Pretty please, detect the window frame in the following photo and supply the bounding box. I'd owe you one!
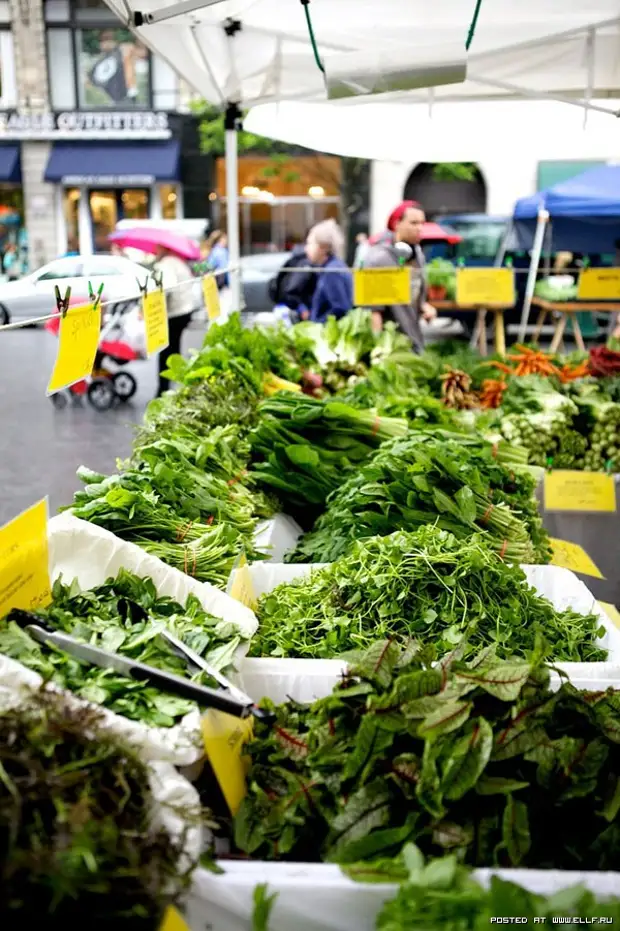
[45,0,154,111]
[0,27,17,109]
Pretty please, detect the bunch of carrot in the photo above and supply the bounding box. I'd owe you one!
[486,346,591,383]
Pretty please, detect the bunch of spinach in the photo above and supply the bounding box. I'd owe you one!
[0,569,246,727]
[290,432,550,564]
[252,528,603,661]
[250,392,407,521]
[236,641,620,870]
[370,846,620,929]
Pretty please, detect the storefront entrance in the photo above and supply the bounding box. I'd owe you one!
[88,189,149,251]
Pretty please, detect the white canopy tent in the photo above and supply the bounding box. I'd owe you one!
[100,0,620,306]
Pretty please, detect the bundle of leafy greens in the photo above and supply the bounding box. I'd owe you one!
[250,392,407,521]
[236,641,618,869]
[0,570,248,726]
[371,846,620,929]
[252,528,603,661]
[289,432,548,564]
[0,688,193,927]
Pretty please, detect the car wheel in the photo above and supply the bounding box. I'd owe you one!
[0,304,10,326]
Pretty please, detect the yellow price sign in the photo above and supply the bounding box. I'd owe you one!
[227,552,258,610]
[599,602,620,630]
[550,538,604,579]
[202,275,221,321]
[159,905,191,931]
[0,499,52,618]
[353,267,410,306]
[544,470,616,513]
[47,303,101,394]
[201,708,253,815]
[577,267,620,301]
[142,289,169,356]
[455,268,515,307]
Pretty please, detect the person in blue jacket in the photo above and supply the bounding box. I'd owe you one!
[303,219,353,322]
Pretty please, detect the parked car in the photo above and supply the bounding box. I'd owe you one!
[240,251,291,315]
[0,254,152,325]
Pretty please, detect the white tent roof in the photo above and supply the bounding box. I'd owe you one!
[244,98,620,163]
[102,0,620,109]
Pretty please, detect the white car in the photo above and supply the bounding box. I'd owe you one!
[0,254,155,325]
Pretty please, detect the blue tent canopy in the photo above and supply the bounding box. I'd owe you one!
[512,165,620,254]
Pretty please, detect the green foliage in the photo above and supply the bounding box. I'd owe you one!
[432,162,479,182]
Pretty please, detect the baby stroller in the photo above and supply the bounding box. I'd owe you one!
[46,298,147,411]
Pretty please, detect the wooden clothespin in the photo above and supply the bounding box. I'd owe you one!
[88,281,104,310]
[55,285,71,318]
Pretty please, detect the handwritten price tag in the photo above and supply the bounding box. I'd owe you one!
[550,538,604,578]
[577,267,620,301]
[455,268,515,307]
[353,267,411,306]
[47,303,101,394]
[227,552,258,610]
[142,290,169,356]
[202,708,253,815]
[158,905,191,931]
[0,499,51,618]
[202,275,221,321]
[544,471,617,512]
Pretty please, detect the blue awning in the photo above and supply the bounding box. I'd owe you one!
[0,145,21,183]
[44,141,180,185]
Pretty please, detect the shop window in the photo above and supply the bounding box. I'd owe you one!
[152,56,179,110]
[74,0,117,21]
[0,31,17,107]
[121,189,149,220]
[160,184,178,219]
[0,1,11,23]
[63,188,80,254]
[76,28,151,108]
[45,0,70,21]
[47,29,76,109]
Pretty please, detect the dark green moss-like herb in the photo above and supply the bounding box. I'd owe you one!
[236,641,620,871]
[0,689,192,928]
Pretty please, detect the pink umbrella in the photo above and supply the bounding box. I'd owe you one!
[108,227,201,262]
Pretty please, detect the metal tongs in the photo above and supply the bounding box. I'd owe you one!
[7,610,274,723]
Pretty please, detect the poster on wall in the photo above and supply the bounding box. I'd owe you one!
[78,29,150,108]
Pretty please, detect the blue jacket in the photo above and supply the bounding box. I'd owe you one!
[208,244,230,288]
[308,255,353,322]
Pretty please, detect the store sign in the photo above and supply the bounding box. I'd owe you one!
[0,111,170,140]
[62,174,155,185]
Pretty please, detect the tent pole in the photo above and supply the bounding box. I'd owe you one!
[517,208,548,344]
[225,102,242,312]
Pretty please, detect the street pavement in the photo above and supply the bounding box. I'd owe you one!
[0,322,205,525]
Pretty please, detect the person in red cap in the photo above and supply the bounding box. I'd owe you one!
[363,200,436,351]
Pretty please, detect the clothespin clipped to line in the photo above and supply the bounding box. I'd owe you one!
[136,276,150,297]
[605,458,615,475]
[54,285,71,318]
[151,269,164,290]
[88,281,104,311]
[546,456,554,472]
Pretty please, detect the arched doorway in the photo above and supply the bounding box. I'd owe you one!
[403,162,487,218]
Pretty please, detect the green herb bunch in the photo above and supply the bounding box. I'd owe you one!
[236,641,620,869]
[253,528,603,661]
[0,569,247,726]
[0,688,193,927]
[289,432,550,564]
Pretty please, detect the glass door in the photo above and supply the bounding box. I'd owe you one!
[89,189,117,252]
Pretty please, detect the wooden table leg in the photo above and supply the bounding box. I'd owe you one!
[471,308,487,356]
[549,313,568,353]
[532,308,548,345]
[571,314,586,352]
[494,308,506,357]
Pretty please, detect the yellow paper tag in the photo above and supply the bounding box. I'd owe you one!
[0,499,52,618]
[227,552,258,610]
[599,602,620,630]
[550,538,604,578]
[142,290,169,356]
[544,470,617,513]
[353,267,411,306]
[577,267,620,301]
[47,303,101,394]
[455,268,515,307]
[201,708,253,815]
[202,275,221,321]
[159,905,190,931]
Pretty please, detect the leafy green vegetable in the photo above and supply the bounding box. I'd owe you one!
[236,642,620,870]
[253,527,603,661]
[252,884,278,931]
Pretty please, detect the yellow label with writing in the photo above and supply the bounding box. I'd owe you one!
[47,303,101,394]
[550,538,604,578]
[202,708,253,815]
[544,470,617,513]
[142,289,169,356]
[202,275,221,321]
[354,267,411,306]
[227,552,258,610]
[455,268,515,307]
[159,905,191,931]
[577,267,620,301]
[599,602,620,630]
[0,499,52,618]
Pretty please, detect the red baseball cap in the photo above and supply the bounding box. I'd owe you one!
[387,200,422,231]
